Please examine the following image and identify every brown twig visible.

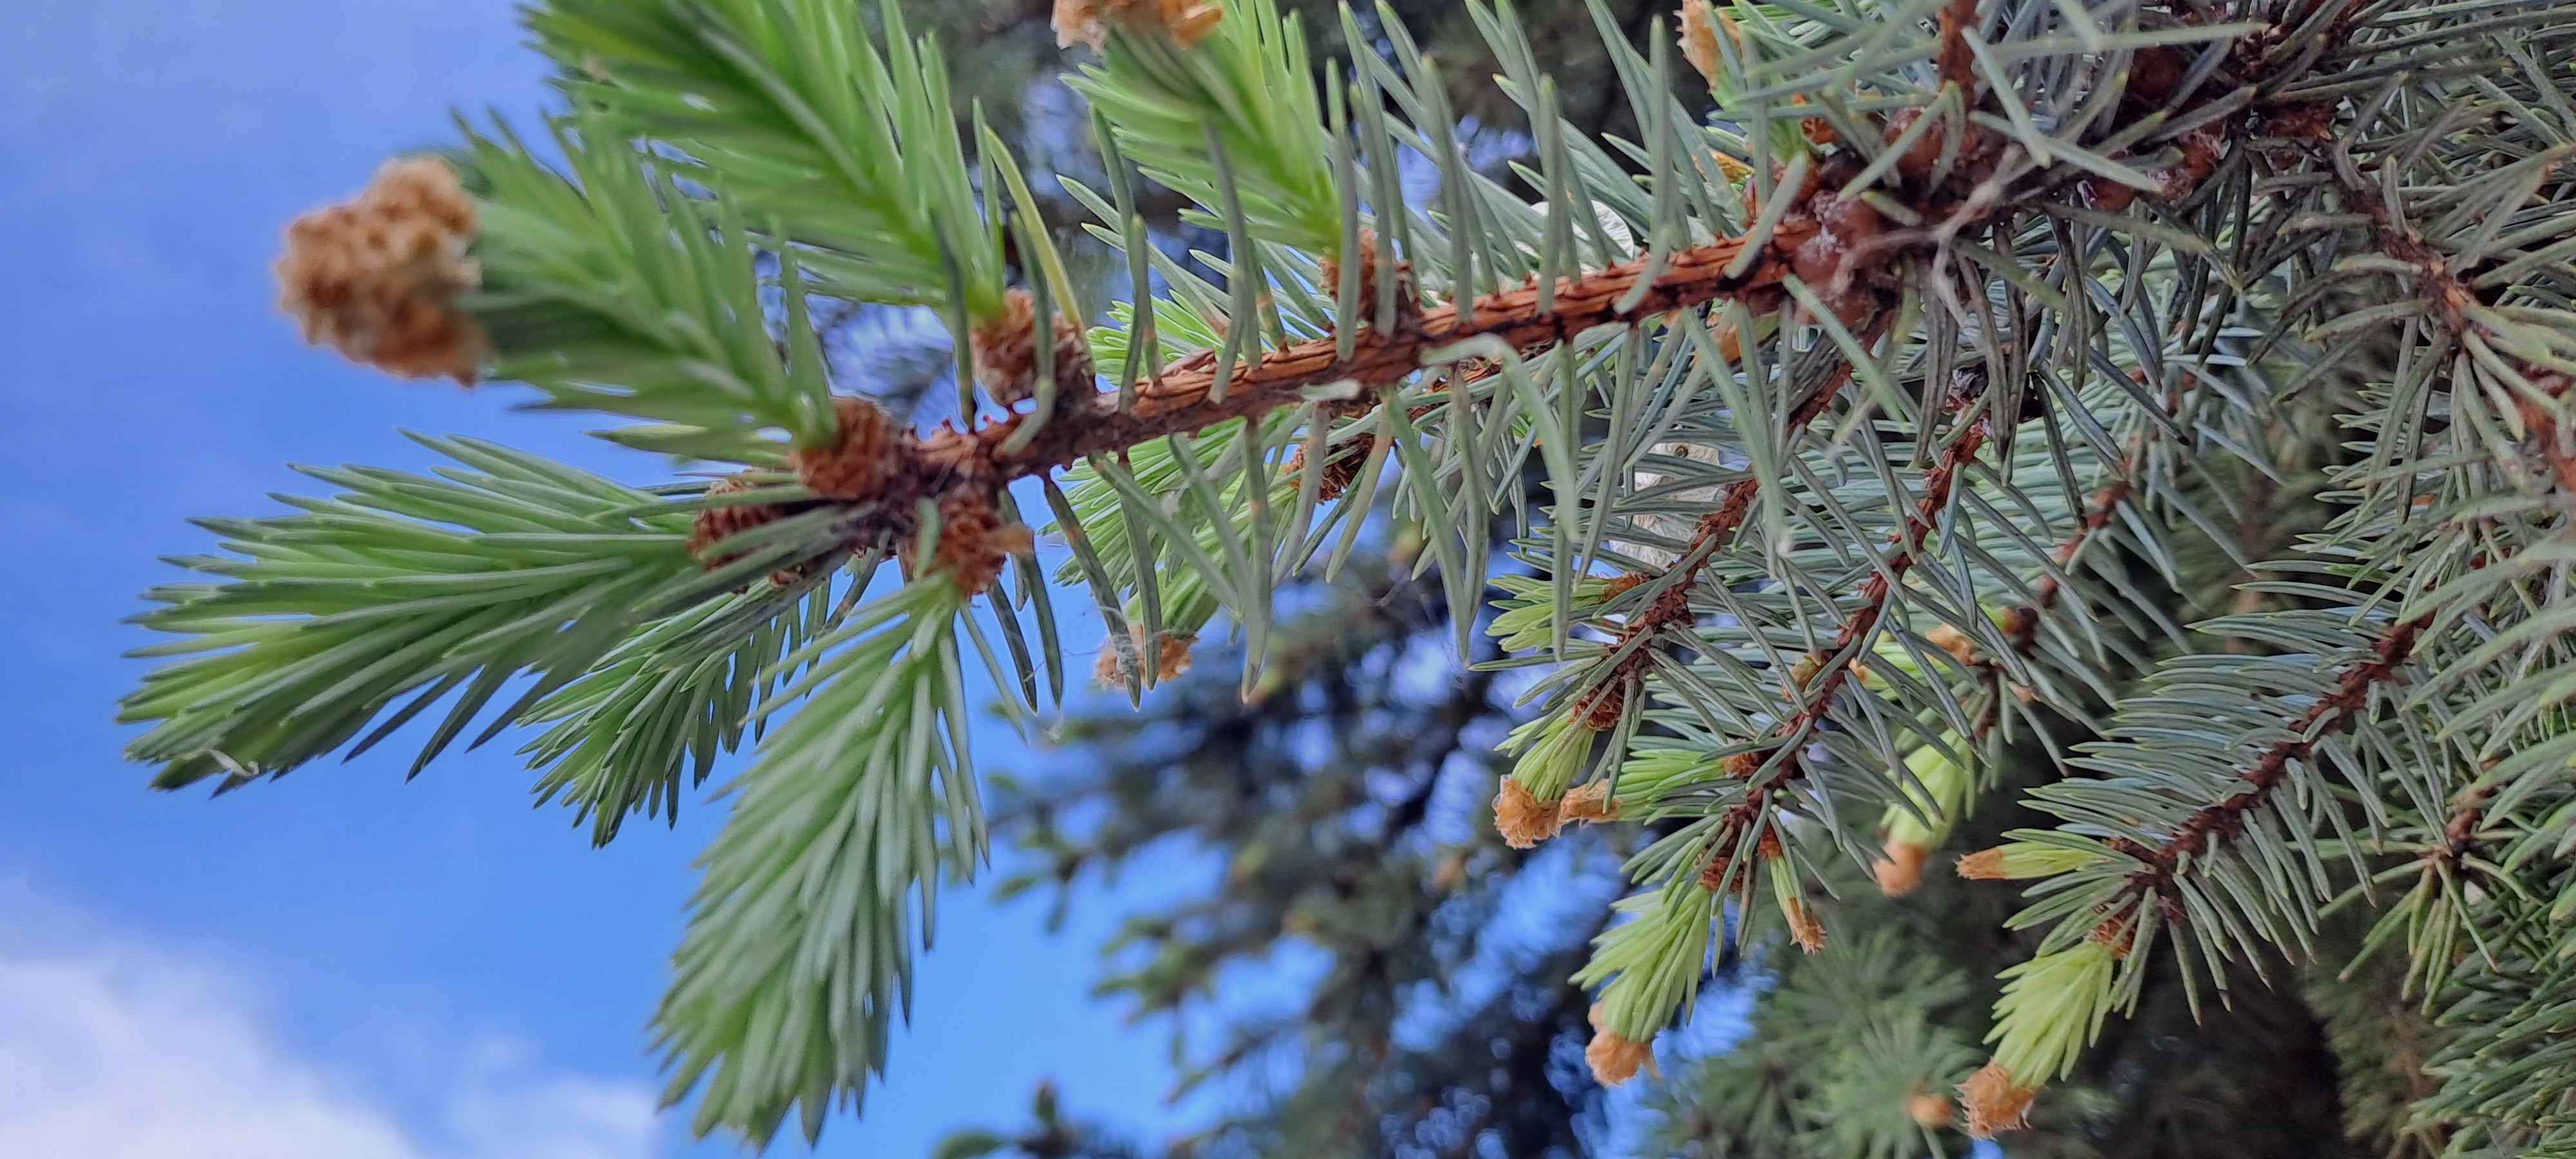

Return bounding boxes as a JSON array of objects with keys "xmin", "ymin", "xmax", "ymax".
[
  {"xmin": 2003, "ymin": 475, "xmax": 2136, "ymax": 655},
  {"xmin": 1577, "ymin": 346, "xmax": 1883, "ymax": 722},
  {"xmin": 2110, "ymin": 615, "xmax": 2428, "ymax": 920},
  {"xmin": 1935, "ymin": 0, "xmax": 1982, "ymax": 95},
  {"xmin": 1704, "ymin": 397, "xmax": 1998, "ymax": 887},
  {"xmin": 810, "ymin": 235, "xmax": 1804, "ymax": 561}
]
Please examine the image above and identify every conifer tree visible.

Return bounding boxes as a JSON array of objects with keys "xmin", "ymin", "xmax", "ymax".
[{"xmin": 120, "ymin": 0, "xmax": 2576, "ymax": 1152}]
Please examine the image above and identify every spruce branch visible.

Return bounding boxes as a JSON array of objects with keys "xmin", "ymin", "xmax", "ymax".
[
  {"xmin": 129, "ymin": 0, "xmax": 2576, "ymax": 1146},
  {"xmin": 2110, "ymin": 614, "xmax": 2429, "ymax": 923},
  {"xmin": 1702, "ymin": 373, "xmax": 1998, "ymax": 896}
]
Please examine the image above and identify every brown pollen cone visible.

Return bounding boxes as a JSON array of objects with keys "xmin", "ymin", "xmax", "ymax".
[
  {"xmin": 1493, "ymin": 778, "xmax": 1564, "ymax": 849},
  {"xmin": 688, "ymin": 474, "xmax": 786, "ymax": 566},
  {"xmin": 905, "ymin": 491, "xmax": 1032, "ymax": 597},
  {"xmin": 1571, "ymin": 681, "xmax": 1627, "ymax": 732},
  {"xmin": 788, "ymin": 395, "xmax": 909, "ymax": 503},
  {"xmin": 970, "ymin": 288, "xmax": 1095, "ymax": 408},
  {"xmin": 276, "ymin": 156, "xmax": 486, "ymax": 384},
  {"xmin": 1959, "ymin": 1062, "xmax": 2038, "ymax": 1137},
  {"xmin": 1583, "ymin": 1003, "xmax": 1658, "ymax": 1086}
]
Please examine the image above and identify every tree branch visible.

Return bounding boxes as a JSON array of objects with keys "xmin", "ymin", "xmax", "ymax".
[
  {"xmin": 2110, "ymin": 614, "xmax": 2428, "ymax": 919},
  {"xmin": 1705, "ymin": 394, "xmax": 1998, "ymax": 887}
]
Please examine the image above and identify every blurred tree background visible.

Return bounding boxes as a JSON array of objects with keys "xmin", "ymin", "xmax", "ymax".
[{"xmin": 859, "ymin": 4, "xmax": 2419, "ymax": 1157}]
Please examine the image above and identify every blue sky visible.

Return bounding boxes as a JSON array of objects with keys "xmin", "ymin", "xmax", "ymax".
[{"xmin": 0, "ymin": 3, "xmax": 1197, "ymax": 1156}]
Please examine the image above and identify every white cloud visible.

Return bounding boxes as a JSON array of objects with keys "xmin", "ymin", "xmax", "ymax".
[{"xmin": 0, "ymin": 890, "xmax": 659, "ymax": 1159}]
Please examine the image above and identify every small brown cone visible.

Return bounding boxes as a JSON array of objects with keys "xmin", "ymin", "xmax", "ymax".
[
  {"xmin": 688, "ymin": 474, "xmax": 784, "ymax": 566},
  {"xmin": 788, "ymin": 395, "xmax": 909, "ymax": 503},
  {"xmin": 1583, "ymin": 1003, "xmax": 1658, "ymax": 1086},
  {"xmin": 1906, "ymin": 1092, "xmax": 1955, "ymax": 1130},
  {"xmin": 905, "ymin": 491, "xmax": 1031, "ymax": 596},
  {"xmin": 1959, "ymin": 1062, "xmax": 2038, "ymax": 1138},
  {"xmin": 277, "ymin": 156, "xmax": 486, "ymax": 383},
  {"xmin": 1493, "ymin": 778, "xmax": 1563, "ymax": 849}
]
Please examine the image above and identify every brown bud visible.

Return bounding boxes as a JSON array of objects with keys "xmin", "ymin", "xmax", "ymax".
[
  {"xmin": 1052, "ymin": 0, "xmax": 1222, "ymax": 51},
  {"xmin": 2088, "ymin": 918, "xmax": 2136, "ymax": 959},
  {"xmin": 1790, "ymin": 231, "xmax": 1846, "ymax": 292},
  {"xmin": 1584, "ymin": 1003, "xmax": 1659, "ymax": 1086},
  {"xmin": 904, "ymin": 491, "xmax": 1031, "ymax": 596},
  {"xmin": 1819, "ymin": 193, "xmax": 1886, "ymax": 249},
  {"xmin": 1880, "ymin": 109, "xmax": 1944, "ymax": 181},
  {"xmin": 688, "ymin": 473, "xmax": 786, "ymax": 567},
  {"xmin": 277, "ymin": 157, "xmax": 486, "ymax": 384},
  {"xmin": 1315, "ymin": 229, "xmax": 1409, "ymax": 326},
  {"xmin": 788, "ymin": 395, "xmax": 911, "ymax": 504},
  {"xmin": 2078, "ymin": 175, "xmax": 2137, "ymax": 213},
  {"xmin": 2148, "ymin": 121, "xmax": 2228, "ymax": 202},
  {"xmin": 1494, "ymin": 778, "xmax": 1564, "ymax": 849},
  {"xmin": 2125, "ymin": 46, "xmax": 2187, "ymax": 109},
  {"xmin": 1926, "ymin": 623, "xmax": 1978, "ymax": 666},
  {"xmin": 1906, "ymin": 1092, "xmax": 1955, "ymax": 1130},
  {"xmin": 1571, "ymin": 681, "xmax": 1628, "ymax": 732},
  {"xmin": 1558, "ymin": 780, "xmax": 1623, "ymax": 824},
  {"xmin": 1283, "ymin": 434, "xmax": 1379, "ymax": 502},
  {"xmin": 1959, "ymin": 1062, "xmax": 2038, "ymax": 1137},
  {"xmin": 971, "ymin": 287, "xmax": 1094, "ymax": 408},
  {"xmin": 1873, "ymin": 837, "xmax": 1931, "ymax": 896}
]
